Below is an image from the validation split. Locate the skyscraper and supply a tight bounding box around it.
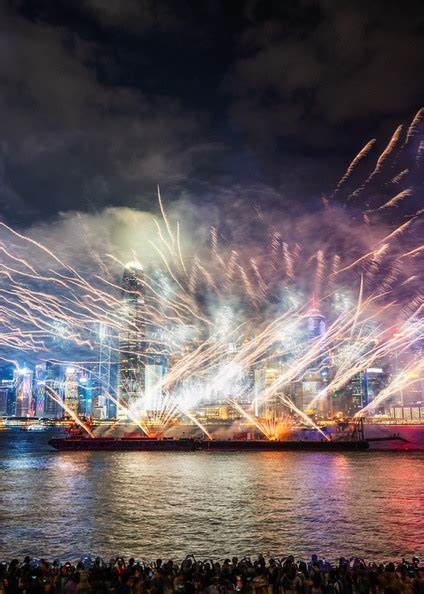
[302,296,328,413]
[144,352,167,412]
[64,366,78,416]
[0,364,15,416]
[34,364,46,417]
[305,298,326,345]
[118,261,145,419]
[14,367,34,417]
[97,322,113,418]
[44,361,63,418]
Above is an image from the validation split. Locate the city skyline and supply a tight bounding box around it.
[1,1,424,566]
[0,186,422,436]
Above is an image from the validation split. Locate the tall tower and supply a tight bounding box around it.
[306,294,326,344]
[118,260,145,419]
[14,367,34,417]
[302,295,328,413]
[44,361,63,418]
[34,364,46,417]
[95,322,112,419]
[64,366,79,416]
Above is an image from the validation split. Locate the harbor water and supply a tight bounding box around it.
[0,428,423,561]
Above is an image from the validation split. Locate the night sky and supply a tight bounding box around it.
[1,0,423,224]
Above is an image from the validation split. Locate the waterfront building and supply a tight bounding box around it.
[253,365,281,417]
[44,361,63,418]
[306,305,326,343]
[301,297,328,413]
[390,403,424,421]
[64,366,78,416]
[118,261,145,419]
[0,364,15,416]
[77,369,94,417]
[144,351,167,413]
[97,322,116,418]
[34,364,46,417]
[335,366,387,415]
[364,367,386,408]
[14,367,34,417]
[387,336,424,406]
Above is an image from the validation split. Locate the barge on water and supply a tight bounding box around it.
[48,436,369,452]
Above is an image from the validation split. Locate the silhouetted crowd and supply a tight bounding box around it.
[1,555,423,594]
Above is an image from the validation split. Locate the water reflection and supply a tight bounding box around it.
[0,430,423,560]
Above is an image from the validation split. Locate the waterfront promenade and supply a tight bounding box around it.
[1,555,422,594]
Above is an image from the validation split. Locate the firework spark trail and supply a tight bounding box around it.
[76,213,114,282]
[271,231,281,271]
[398,244,424,259]
[367,188,413,213]
[228,399,271,438]
[334,215,415,277]
[0,110,422,435]
[175,403,213,439]
[210,226,226,270]
[251,300,387,411]
[259,413,292,441]
[149,311,306,431]
[44,385,95,437]
[157,185,175,248]
[282,242,295,282]
[366,125,403,183]
[188,256,199,294]
[104,391,150,436]
[103,255,209,326]
[402,107,424,148]
[250,259,267,296]
[314,250,325,297]
[148,238,188,294]
[0,221,418,430]
[0,239,214,358]
[309,313,423,410]
[355,360,424,417]
[334,243,389,277]
[238,264,259,306]
[333,138,376,197]
[176,222,188,277]
[389,169,409,185]
[417,141,424,167]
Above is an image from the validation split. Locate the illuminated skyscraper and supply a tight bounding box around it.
[34,364,46,417]
[0,364,15,416]
[305,297,326,345]
[144,352,167,412]
[14,367,33,417]
[64,366,78,416]
[97,322,113,418]
[118,261,145,419]
[44,361,63,418]
[302,296,328,413]
[78,369,93,417]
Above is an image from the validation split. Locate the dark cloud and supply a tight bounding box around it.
[0,2,218,221]
[0,0,422,223]
[77,0,184,33]
[228,0,424,148]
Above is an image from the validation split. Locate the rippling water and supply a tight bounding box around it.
[1,428,423,562]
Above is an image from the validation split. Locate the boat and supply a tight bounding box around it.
[48,436,369,452]
[364,422,424,451]
[21,423,46,431]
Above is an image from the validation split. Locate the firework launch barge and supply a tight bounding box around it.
[48,436,369,452]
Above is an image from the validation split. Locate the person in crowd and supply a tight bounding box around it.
[0,555,422,594]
